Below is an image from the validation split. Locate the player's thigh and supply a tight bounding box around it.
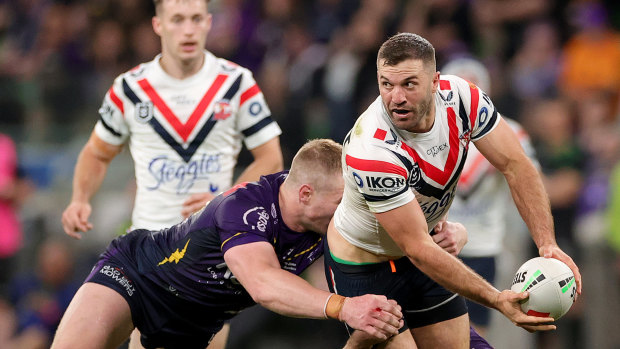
[344,329,417,349]
[52,283,134,349]
[410,313,469,349]
[377,329,418,349]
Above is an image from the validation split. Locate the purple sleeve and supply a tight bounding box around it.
[217,198,273,254]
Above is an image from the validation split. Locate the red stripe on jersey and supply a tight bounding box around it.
[239,84,260,106]
[346,155,408,178]
[399,107,460,186]
[458,151,490,189]
[468,82,479,129]
[374,128,387,140]
[439,80,451,90]
[108,87,124,114]
[137,74,228,142]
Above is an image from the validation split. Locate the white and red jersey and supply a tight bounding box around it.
[94,51,281,230]
[450,119,537,257]
[334,75,500,256]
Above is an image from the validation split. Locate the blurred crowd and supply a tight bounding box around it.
[1,0,620,348]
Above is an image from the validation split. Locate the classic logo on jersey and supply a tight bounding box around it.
[214,99,233,120]
[147,153,222,194]
[99,265,136,296]
[242,206,269,232]
[158,239,191,265]
[135,101,154,123]
[249,101,263,116]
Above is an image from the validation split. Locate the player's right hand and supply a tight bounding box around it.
[61,201,93,239]
[339,294,403,340]
[494,289,556,332]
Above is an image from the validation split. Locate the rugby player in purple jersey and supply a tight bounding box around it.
[51,139,403,349]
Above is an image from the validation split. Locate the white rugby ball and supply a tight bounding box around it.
[510,257,576,320]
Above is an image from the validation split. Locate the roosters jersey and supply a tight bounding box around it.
[94,51,281,230]
[450,119,537,257]
[334,75,500,256]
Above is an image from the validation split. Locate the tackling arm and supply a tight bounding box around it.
[474,118,581,294]
[224,241,403,339]
[61,131,122,239]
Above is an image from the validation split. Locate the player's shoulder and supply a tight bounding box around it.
[212,53,251,76]
[112,57,158,86]
[438,74,477,95]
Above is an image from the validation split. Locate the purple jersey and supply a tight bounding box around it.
[98,171,323,318]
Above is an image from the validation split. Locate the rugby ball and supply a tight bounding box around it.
[510,257,576,320]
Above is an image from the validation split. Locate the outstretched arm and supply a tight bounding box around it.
[377,200,556,332]
[224,241,403,340]
[474,118,581,294]
[62,131,122,239]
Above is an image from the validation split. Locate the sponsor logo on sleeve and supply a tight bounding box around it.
[242,206,269,232]
[364,176,405,193]
[248,101,263,116]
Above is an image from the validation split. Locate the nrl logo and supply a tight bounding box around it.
[135,101,154,123]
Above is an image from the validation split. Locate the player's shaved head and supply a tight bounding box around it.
[287,139,342,192]
[377,33,436,72]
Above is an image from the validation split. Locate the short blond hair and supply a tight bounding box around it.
[153,0,210,14]
[287,139,342,191]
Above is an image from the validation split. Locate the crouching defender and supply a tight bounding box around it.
[51,139,403,349]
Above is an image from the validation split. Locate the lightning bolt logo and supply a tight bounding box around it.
[158,239,191,265]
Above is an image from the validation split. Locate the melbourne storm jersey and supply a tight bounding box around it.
[335,75,500,256]
[100,172,323,317]
[94,51,281,229]
[449,119,537,257]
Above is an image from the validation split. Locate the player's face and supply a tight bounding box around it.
[305,176,344,234]
[153,0,212,65]
[378,58,439,133]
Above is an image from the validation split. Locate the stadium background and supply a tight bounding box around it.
[1,0,620,348]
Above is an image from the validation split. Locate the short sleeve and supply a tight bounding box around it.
[456,79,501,141]
[235,69,281,150]
[216,194,272,254]
[94,78,130,146]
[344,144,414,213]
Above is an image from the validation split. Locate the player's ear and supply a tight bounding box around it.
[299,184,313,204]
[152,16,162,37]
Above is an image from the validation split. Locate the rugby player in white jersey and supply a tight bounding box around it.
[61,0,282,347]
[325,33,582,348]
[442,57,538,337]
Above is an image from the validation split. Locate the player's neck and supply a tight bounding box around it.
[159,52,205,80]
[278,186,305,233]
[409,102,436,133]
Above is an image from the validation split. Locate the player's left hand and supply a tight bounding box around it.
[538,244,582,296]
[432,221,468,256]
[181,192,215,218]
